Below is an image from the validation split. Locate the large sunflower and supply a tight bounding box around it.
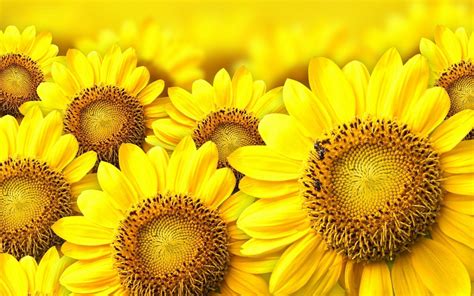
[76,19,203,89]
[0,107,97,260]
[0,25,58,117]
[52,137,275,295]
[0,246,73,295]
[21,46,166,167]
[228,49,474,295]
[420,26,473,139]
[147,66,283,179]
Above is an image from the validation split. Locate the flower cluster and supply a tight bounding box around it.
[0,23,472,296]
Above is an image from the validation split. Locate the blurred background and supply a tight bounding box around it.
[0,0,472,88]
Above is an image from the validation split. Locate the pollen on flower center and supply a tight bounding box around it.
[64,85,146,167]
[193,108,264,177]
[301,118,443,262]
[0,54,44,116]
[0,158,72,260]
[112,194,230,295]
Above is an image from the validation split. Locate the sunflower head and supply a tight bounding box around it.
[147,66,284,182]
[229,49,474,295]
[75,19,204,89]
[0,107,97,260]
[0,246,73,295]
[0,25,58,117]
[20,46,166,168]
[53,137,270,295]
[420,26,473,138]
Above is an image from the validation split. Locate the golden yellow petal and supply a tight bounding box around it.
[52,216,114,246]
[359,262,393,296]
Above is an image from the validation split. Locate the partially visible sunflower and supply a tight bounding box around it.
[0,107,97,260]
[0,25,58,117]
[0,246,73,295]
[147,66,283,180]
[21,46,166,167]
[420,26,473,139]
[228,49,474,295]
[76,19,203,89]
[52,137,275,295]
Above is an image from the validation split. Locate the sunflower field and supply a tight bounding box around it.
[0,0,473,295]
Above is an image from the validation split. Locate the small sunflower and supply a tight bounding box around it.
[0,246,73,295]
[0,25,58,117]
[228,49,474,295]
[52,137,275,295]
[420,26,473,139]
[21,46,166,167]
[76,19,203,89]
[0,107,97,260]
[147,66,283,180]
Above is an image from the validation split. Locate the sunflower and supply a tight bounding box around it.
[0,246,73,295]
[147,66,283,180]
[0,106,97,260]
[228,49,474,295]
[20,46,166,167]
[0,25,58,117]
[420,26,473,139]
[75,19,203,89]
[52,137,275,295]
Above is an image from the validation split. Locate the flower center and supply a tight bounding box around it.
[301,118,442,262]
[436,61,474,139]
[193,108,264,178]
[0,54,44,117]
[0,158,72,259]
[64,85,146,167]
[113,194,230,295]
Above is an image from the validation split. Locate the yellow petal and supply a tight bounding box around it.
[241,229,309,257]
[213,68,233,107]
[3,25,20,52]
[228,145,302,181]
[432,225,474,280]
[67,49,94,88]
[251,87,284,118]
[44,134,79,171]
[430,109,474,154]
[392,251,430,296]
[165,136,196,192]
[19,256,37,293]
[440,140,474,174]
[365,48,403,118]
[297,251,343,296]
[342,60,369,116]
[168,87,203,120]
[231,255,278,275]
[0,253,28,295]
[437,207,474,248]
[308,57,356,124]
[283,79,333,138]
[239,177,299,199]
[259,113,313,160]
[29,111,64,158]
[71,173,100,197]
[442,193,474,215]
[146,146,169,192]
[191,79,215,115]
[61,242,111,261]
[119,143,158,199]
[0,115,18,161]
[443,173,474,195]
[225,267,270,296]
[35,246,60,294]
[359,262,393,296]
[187,141,219,195]
[410,238,470,295]
[60,256,117,294]
[52,216,114,246]
[16,106,43,157]
[51,62,80,97]
[403,87,450,136]
[124,66,149,96]
[77,190,123,229]
[434,26,463,65]
[269,232,321,294]
[232,66,254,109]
[420,38,449,73]
[36,82,70,111]
[137,79,164,105]
[63,151,97,184]
[219,191,255,223]
[344,260,364,296]
[97,162,137,210]
[151,118,192,148]
[198,168,235,210]
[237,196,309,239]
